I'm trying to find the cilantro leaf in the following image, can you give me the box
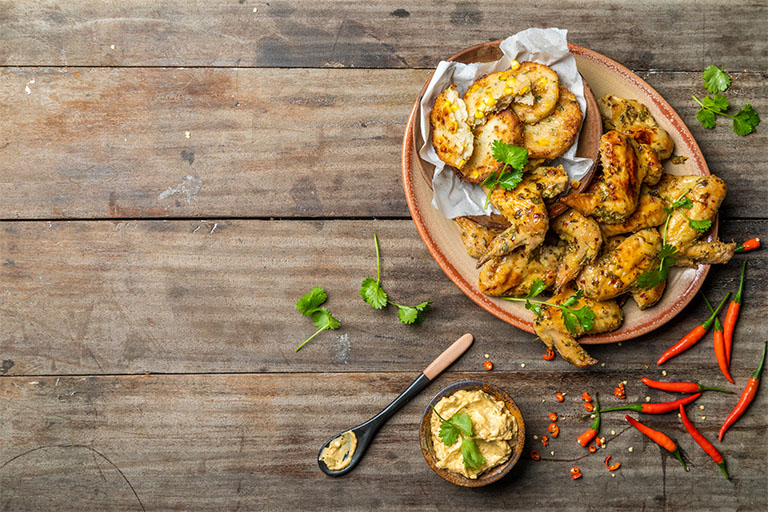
[525,300,543,317]
[311,308,341,331]
[697,108,716,129]
[636,244,678,290]
[733,104,760,136]
[701,93,729,113]
[559,306,595,335]
[672,196,693,210]
[496,168,525,190]
[491,140,529,170]
[296,286,327,315]
[438,419,460,446]
[688,218,712,233]
[658,244,679,260]
[360,277,388,309]
[636,269,663,290]
[460,437,486,469]
[396,301,432,325]
[703,65,731,94]
[561,289,584,308]
[527,278,548,299]
[450,412,474,438]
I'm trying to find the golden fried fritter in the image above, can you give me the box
[463,69,533,127]
[511,62,560,124]
[523,86,583,160]
[459,109,523,183]
[431,85,474,169]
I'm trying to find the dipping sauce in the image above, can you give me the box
[320,431,357,471]
[430,389,516,479]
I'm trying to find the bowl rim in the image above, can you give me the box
[419,379,525,487]
[401,40,715,344]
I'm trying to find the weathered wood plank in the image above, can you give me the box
[1,1,767,72]
[1,67,767,220]
[1,219,764,376]
[1,372,765,510]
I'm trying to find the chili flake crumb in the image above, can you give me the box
[699,405,705,410]
[628,447,634,453]
[645,396,651,402]
[610,430,616,435]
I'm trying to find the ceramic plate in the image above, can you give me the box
[401,41,715,344]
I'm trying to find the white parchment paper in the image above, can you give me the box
[418,28,594,219]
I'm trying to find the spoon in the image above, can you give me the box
[317,333,474,476]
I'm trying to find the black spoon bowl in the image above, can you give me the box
[317,333,474,476]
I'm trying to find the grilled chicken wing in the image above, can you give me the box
[673,241,737,267]
[599,186,666,237]
[455,217,503,259]
[598,94,675,160]
[534,285,624,367]
[526,165,569,201]
[478,244,564,297]
[655,174,727,250]
[551,209,602,290]
[631,280,666,310]
[476,179,548,267]
[631,138,664,186]
[578,229,662,301]
[561,130,643,223]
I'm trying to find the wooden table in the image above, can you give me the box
[1,2,766,510]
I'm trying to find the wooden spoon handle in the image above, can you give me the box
[423,333,474,380]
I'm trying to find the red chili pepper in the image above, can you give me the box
[542,348,556,360]
[542,435,549,447]
[484,360,494,371]
[549,412,558,422]
[599,393,701,414]
[719,341,767,441]
[570,466,582,480]
[657,292,730,365]
[614,382,626,399]
[581,392,593,402]
[679,405,728,479]
[723,261,746,366]
[584,402,595,412]
[555,392,565,402]
[577,394,600,447]
[640,378,733,394]
[548,423,560,438]
[595,437,603,448]
[588,445,597,453]
[530,449,541,461]
[625,415,688,471]
[604,456,621,471]
[734,237,760,253]
[703,295,734,383]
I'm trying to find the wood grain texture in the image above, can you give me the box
[0,67,766,220]
[1,371,765,511]
[1,219,764,376]
[1,1,767,71]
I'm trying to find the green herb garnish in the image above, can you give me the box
[430,405,486,470]
[502,279,596,335]
[295,287,341,352]
[481,140,529,208]
[694,65,759,135]
[360,234,432,325]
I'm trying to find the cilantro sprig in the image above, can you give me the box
[295,286,341,352]
[430,405,486,470]
[501,279,596,335]
[694,65,760,136]
[481,140,529,208]
[360,234,433,325]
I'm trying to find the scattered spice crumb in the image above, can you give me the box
[645,396,651,402]
[662,370,668,376]
[520,363,526,368]
[610,429,616,435]
[617,342,622,347]
[185,131,191,138]
[601,363,606,367]
[644,364,649,369]
[550,450,555,456]
[628,447,634,453]
[484,353,490,359]
[701,416,706,420]
[253,7,258,12]
[699,405,705,410]
[533,435,539,440]
[110,44,115,50]
[670,155,688,164]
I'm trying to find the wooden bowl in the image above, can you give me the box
[402,40,715,344]
[419,380,525,487]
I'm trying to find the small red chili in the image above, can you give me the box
[483,360,493,371]
[614,382,626,399]
[582,392,593,402]
[588,445,597,453]
[556,392,565,402]
[542,435,549,447]
[530,449,541,461]
[548,423,560,438]
[543,348,556,361]
[584,402,595,412]
[604,456,621,471]
[549,412,558,422]
[570,466,582,480]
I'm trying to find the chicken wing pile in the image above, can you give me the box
[432,80,734,367]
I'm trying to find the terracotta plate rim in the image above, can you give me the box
[401,42,714,345]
